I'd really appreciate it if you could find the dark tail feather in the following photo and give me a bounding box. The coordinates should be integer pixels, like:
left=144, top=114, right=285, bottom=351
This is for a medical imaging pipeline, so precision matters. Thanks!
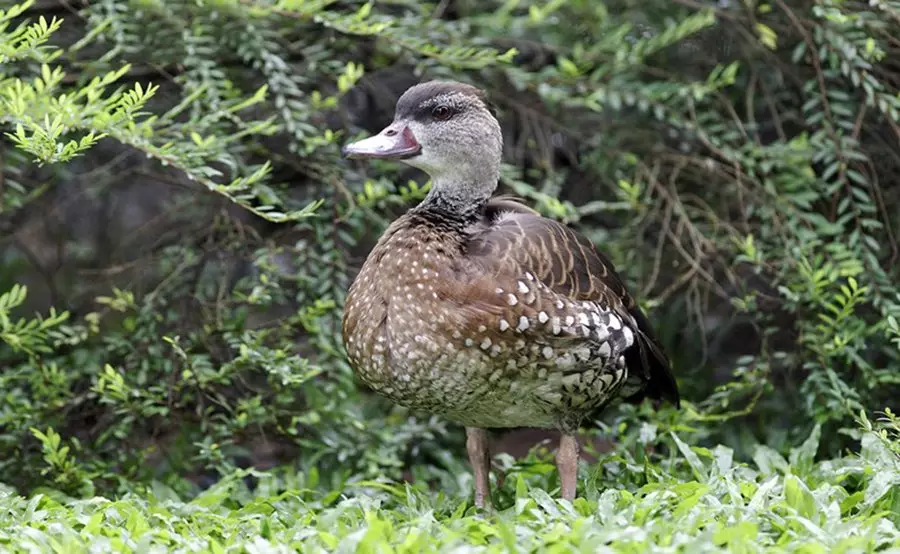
left=624, top=306, right=680, bottom=408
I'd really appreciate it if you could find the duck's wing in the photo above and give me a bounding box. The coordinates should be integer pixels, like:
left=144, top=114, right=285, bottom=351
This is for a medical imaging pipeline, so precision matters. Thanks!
left=444, top=197, right=679, bottom=407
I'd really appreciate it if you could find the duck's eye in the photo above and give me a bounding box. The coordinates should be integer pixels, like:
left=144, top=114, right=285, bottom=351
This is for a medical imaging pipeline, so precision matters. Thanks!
left=431, top=105, right=452, bottom=121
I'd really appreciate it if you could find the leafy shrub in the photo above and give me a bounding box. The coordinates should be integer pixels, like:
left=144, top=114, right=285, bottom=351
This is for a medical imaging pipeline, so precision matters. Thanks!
left=1, top=412, right=898, bottom=552
left=0, top=0, right=898, bottom=498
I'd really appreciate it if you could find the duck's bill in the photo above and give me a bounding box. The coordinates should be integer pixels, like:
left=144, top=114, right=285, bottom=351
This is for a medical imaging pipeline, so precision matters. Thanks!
left=342, top=125, right=421, bottom=160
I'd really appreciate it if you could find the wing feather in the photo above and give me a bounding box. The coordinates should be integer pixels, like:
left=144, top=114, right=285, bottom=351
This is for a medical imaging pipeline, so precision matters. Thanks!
left=452, top=197, right=679, bottom=406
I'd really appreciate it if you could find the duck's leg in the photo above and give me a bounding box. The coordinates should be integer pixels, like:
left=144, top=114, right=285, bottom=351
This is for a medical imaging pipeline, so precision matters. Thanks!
left=465, top=427, right=491, bottom=510
left=556, top=432, right=579, bottom=502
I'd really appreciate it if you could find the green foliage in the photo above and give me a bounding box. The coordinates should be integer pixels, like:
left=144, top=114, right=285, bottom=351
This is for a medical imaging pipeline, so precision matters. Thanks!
left=0, top=284, right=68, bottom=356
left=0, top=2, right=61, bottom=62
left=0, top=415, right=897, bottom=552
left=0, top=0, right=898, bottom=526
left=467, top=0, right=900, bottom=452
left=0, top=0, right=477, bottom=496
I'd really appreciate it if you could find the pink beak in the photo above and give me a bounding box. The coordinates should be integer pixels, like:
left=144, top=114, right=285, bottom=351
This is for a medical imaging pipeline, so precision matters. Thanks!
left=342, top=124, right=421, bottom=160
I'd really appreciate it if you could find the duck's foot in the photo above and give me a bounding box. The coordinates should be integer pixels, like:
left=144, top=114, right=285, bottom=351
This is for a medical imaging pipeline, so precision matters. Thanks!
left=465, top=426, right=492, bottom=513
left=556, top=432, right=579, bottom=502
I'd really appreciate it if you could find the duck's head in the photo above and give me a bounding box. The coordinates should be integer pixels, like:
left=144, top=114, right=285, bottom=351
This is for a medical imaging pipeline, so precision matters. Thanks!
left=343, top=81, right=502, bottom=198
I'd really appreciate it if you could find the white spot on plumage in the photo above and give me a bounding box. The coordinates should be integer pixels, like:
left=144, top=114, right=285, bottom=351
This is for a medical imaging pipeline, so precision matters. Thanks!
left=517, top=316, right=530, bottom=331
left=499, top=319, right=510, bottom=331
left=609, top=316, right=622, bottom=330
left=622, top=326, right=635, bottom=347
left=478, top=325, right=487, bottom=333
left=542, top=346, right=554, bottom=359
left=517, top=281, right=529, bottom=294
left=578, top=313, right=590, bottom=326
left=507, top=294, right=518, bottom=306
left=551, top=317, right=561, bottom=335
left=565, top=315, right=575, bottom=326
left=598, top=342, right=611, bottom=358
left=538, top=311, right=549, bottom=323
left=465, top=338, right=474, bottom=347
left=480, top=337, right=492, bottom=350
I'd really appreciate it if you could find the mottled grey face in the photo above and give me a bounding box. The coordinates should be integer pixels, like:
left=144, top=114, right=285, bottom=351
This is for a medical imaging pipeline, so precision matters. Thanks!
left=343, top=81, right=503, bottom=184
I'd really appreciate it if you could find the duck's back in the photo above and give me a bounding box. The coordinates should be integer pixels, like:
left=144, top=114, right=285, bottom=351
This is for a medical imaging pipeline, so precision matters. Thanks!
left=341, top=198, right=678, bottom=430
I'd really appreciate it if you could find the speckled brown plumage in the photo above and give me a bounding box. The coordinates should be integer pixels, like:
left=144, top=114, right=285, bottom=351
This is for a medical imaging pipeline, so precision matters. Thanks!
left=341, top=80, right=678, bottom=508
left=343, top=197, right=676, bottom=430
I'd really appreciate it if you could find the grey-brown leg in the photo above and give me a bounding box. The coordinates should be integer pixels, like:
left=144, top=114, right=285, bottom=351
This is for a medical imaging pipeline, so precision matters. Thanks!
left=465, top=427, right=491, bottom=510
left=556, top=433, right=579, bottom=502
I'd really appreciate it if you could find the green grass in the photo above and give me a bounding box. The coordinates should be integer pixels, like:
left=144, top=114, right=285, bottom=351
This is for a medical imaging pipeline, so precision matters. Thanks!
left=2, top=417, right=898, bottom=553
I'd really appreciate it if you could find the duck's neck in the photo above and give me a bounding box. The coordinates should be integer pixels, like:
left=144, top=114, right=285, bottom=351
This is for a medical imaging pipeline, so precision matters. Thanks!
left=416, top=182, right=488, bottom=220
left=413, top=164, right=499, bottom=223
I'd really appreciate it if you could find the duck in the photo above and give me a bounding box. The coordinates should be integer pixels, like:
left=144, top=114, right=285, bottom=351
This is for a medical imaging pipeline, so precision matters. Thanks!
left=341, top=80, right=679, bottom=510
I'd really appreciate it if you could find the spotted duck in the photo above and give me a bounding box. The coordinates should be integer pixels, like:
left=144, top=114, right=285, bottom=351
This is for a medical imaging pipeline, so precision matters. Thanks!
left=341, top=80, right=679, bottom=509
